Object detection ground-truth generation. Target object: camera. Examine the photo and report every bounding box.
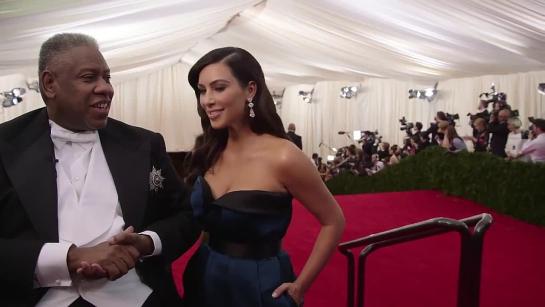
[479,84,507,106]
[467,110,489,122]
[358,130,374,144]
[399,116,414,134]
[512,109,519,117]
[446,113,459,124]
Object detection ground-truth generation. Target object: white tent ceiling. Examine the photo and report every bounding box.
[1,0,545,88]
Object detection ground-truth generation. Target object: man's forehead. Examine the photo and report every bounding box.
[49,46,109,72]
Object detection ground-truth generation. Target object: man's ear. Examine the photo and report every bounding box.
[41,70,56,100]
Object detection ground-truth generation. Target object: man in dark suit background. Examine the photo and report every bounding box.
[488,109,511,157]
[286,123,302,150]
[0,33,199,306]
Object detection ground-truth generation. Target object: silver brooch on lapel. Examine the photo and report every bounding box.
[149,166,165,192]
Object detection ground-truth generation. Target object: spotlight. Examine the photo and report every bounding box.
[339,86,359,99]
[353,130,362,141]
[1,87,26,108]
[298,89,314,103]
[407,82,438,102]
[12,88,25,97]
[538,83,545,95]
[424,88,435,98]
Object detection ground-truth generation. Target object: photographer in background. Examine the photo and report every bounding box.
[463,117,489,152]
[365,153,385,176]
[424,111,448,145]
[488,109,511,157]
[399,117,415,137]
[360,131,376,166]
[388,145,401,165]
[504,117,524,159]
[412,122,423,138]
[400,118,431,148]
[377,142,390,161]
[434,119,449,145]
[414,122,431,150]
[439,123,467,152]
[509,118,545,163]
[468,100,490,139]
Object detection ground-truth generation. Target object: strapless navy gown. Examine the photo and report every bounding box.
[183,176,298,307]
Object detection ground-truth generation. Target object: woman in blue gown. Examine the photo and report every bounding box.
[183,47,345,306]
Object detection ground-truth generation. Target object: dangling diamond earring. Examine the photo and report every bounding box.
[248,98,255,118]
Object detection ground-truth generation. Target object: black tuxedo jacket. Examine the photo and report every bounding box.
[0,108,199,306]
[287,131,302,150]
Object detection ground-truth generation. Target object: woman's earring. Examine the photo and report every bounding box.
[248,98,255,118]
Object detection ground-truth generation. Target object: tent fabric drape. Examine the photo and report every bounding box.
[3,68,544,153]
[0,0,263,82]
[2,0,545,86]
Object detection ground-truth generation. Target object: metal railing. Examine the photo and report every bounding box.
[337,213,493,307]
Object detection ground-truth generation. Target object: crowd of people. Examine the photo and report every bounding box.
[311,98,545,181]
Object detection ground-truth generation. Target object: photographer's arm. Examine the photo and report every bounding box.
[441,130,451,149]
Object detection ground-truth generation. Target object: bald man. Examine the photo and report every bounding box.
[286,123,302,150]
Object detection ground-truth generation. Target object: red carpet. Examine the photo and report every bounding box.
[173,190,545,306]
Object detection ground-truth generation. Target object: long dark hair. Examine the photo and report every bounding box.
[184,47,287,184]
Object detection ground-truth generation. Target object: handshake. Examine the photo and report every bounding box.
[67,226,153,281]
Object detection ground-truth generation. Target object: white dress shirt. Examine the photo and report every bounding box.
[505,132,523,157]
[520,133,545,163]
[34,121,160,307]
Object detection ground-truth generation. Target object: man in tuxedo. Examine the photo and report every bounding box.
[488,109,511,157]
[0,33,199,306]
[286,123,302,150]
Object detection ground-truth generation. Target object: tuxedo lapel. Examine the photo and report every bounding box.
[1,109,58,241]
[99,124,149,229]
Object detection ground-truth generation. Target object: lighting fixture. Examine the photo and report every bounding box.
[339,86,359,99]
[1,87,26,108]
[298,89,314,103]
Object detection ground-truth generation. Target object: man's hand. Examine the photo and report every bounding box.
[67,242,140,281]
[109,226,155,256]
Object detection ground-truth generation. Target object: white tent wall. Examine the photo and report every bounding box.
[281,70,545,157]
[110,62,202,152]
[2,68,544,153]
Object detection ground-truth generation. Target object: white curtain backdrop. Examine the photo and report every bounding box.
[286,71,545,157]
[110,62,202,151]
[2,69,544,153]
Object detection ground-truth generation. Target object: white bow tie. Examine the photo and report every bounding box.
[49,121,98,144]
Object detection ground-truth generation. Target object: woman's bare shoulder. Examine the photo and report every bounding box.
[257,135,308,170]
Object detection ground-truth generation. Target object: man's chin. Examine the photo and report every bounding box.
[88,118,108,130]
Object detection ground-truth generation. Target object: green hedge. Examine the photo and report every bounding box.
[326,146,545,226]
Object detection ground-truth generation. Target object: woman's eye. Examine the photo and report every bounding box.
[214,87,226,92]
